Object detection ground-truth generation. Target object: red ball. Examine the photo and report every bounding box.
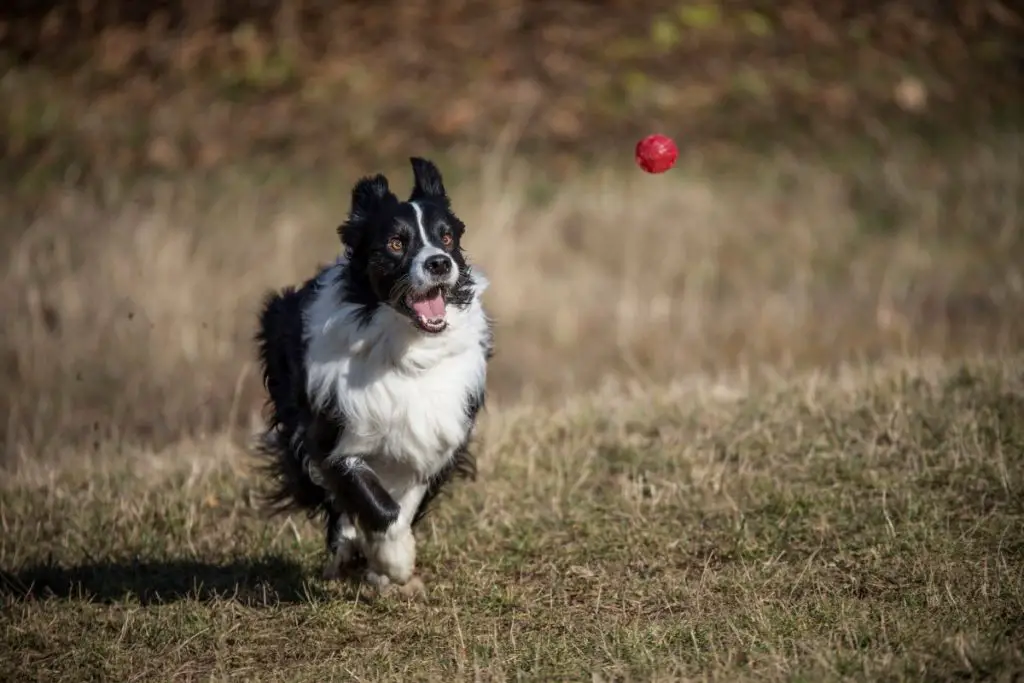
[635,134,678,174]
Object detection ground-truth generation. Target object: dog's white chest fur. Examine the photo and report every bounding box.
[316,349,482,475]
[302,263,489,481]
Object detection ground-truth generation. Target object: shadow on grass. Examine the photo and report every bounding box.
[0,556,327,605]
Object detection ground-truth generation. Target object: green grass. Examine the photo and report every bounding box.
[3,357,1022,681]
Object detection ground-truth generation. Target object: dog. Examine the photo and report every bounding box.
[254,157,493,590]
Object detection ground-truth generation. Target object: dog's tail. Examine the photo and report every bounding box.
[254,284,328,517]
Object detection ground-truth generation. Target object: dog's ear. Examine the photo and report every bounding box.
[350,173,393,221]
[339,173,394,249]
[409,157,448,203]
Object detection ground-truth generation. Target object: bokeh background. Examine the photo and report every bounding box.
[2,0,1022,459]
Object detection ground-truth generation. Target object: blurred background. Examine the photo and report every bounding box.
[1,0,1022,459]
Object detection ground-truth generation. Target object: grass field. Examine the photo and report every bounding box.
[2,132,1024,679]
[2,3,1023,679]
[4,133,1023,448]
[3,355,1023,681]
[2,36,1024,675]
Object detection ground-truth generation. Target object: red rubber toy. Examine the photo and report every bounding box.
[635,134,678,174]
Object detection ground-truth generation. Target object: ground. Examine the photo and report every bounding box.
[3,358,1023,680]
[1,1,1023,681]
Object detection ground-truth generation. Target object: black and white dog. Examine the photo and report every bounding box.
[254,157,492,589]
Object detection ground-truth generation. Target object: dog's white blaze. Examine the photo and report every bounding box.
[409,200,457,292]
[411,201,430,246]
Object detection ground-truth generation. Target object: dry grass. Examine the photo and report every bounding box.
[2,356,1022,681]
[3,4,1022,678]
[2,133,1023,453]
[1,128,1023,679]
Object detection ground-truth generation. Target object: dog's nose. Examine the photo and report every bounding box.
[424,254,452,276]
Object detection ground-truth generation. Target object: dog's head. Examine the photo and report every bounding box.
[338,157,473,334]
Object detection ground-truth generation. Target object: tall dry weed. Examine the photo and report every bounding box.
[1,135,1022,458]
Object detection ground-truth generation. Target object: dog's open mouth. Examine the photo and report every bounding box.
[405,287,447,333]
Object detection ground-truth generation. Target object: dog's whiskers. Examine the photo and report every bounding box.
[389,276,415,303]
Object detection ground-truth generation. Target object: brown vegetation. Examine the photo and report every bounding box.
[2,136,1022,454]
[1,1,1022,680]
[3,358,1023,680]
[2,0,1021,182]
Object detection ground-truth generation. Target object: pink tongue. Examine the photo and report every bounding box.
[411,292,446,319]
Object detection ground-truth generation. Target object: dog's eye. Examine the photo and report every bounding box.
[440,233,453,248]
[387,237,404,253]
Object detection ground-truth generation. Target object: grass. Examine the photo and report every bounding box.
[3,132,1024,452]
[2,4,1022,678]
[0,121,1022,679]
[2,356,1022,681]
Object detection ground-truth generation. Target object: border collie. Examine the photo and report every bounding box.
[254,157,493,590]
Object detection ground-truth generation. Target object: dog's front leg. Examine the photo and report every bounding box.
[322,510,361,580]
[317,455,421,586]
[360,482,429,589]
[319,454,400,532]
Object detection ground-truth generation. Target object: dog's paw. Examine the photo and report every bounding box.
[364,526,416,585]
[362,569,391,588]
[365,572,426,600]
[392,574,427,599]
